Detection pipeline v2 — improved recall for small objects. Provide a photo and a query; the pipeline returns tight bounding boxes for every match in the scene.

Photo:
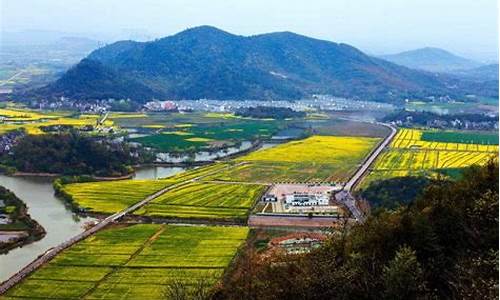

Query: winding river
[0,175,95,282]
[0,165,187,282]
[0,141,279,282]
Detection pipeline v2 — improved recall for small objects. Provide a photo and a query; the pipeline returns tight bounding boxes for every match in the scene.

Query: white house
[284,192,329,206]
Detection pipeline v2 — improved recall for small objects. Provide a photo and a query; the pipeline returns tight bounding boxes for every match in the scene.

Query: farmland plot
[3,224,248,300]
[365,128,498,184]
[61,179,178,213]
[208,136,380,183]
[136,182,266,220]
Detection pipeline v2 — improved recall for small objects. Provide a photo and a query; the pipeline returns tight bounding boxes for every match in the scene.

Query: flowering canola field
[367,128,498,183]
[206,135,380,183]
[0,108,113,135]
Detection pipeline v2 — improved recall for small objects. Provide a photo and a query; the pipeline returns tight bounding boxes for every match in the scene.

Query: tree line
[0,131,153,177]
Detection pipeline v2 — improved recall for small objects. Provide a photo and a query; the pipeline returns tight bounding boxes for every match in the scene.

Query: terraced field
[61,179,178,213]
[135,182,266,220]
[365,128,498,183]
[208,136,380,183]
[2,224,248,300]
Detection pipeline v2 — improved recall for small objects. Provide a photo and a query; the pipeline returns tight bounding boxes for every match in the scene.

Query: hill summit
[33,26,474,103]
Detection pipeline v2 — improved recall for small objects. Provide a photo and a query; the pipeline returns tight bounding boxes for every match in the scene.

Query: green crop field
[61,179,177,213]
[135,182,266,220]
[421,131,499,145]
[125,112,285,152]
[132,133,209,152]
[4,224,248,300]
[207,135,380,183]
[59,163,238,217]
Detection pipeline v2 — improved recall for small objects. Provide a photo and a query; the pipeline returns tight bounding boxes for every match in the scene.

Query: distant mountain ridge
[380,47,482,73]
[26,26,495,103]
[453,63,499,81]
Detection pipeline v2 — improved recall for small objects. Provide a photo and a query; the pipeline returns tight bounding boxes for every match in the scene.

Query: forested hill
[26,26,489,104]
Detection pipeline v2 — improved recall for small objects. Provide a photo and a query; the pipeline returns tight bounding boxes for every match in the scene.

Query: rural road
[0,162,237,294]
[0,123,396,293]
[336,122,397,221]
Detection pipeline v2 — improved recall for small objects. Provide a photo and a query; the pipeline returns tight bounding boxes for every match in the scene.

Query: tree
[382,245,427,300]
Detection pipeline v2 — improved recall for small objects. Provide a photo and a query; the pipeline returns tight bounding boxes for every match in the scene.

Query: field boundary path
[0,163,240,294]
[336,122,397,221]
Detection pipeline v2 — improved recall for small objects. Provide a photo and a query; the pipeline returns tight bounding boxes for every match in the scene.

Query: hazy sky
[1,0,498,61]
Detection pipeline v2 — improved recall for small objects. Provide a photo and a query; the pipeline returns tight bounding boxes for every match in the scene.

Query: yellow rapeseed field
[367,128,498,182]
[201,135,381,182]
[0,108,113,135]
[238,135,379,164]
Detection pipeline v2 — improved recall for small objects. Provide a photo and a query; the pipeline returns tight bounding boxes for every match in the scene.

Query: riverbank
[0,175,96,283]
[4,140,269,181]
[0,186,46,255]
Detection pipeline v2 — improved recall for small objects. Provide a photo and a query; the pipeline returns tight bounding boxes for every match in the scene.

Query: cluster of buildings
[263,191,330,207]
[161,96,394,113]
[143,100,178,112]
[269,232,328,254]
[262,184,340,208]
[284,192,330,206]
[0,131,24,155]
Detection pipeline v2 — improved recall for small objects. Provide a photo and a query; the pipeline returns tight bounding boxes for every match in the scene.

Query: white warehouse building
[285,192,329,206]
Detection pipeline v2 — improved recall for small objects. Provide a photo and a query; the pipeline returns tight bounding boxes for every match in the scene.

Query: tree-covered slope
[31,26,488,103]
[218,160,499,299]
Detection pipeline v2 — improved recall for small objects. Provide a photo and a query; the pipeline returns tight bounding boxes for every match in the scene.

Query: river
[0,165,189,282]
[0,175,95,282]
[0,141,278,282]
[156,141,253,162]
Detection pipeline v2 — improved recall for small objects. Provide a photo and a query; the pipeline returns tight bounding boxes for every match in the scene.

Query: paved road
[336,122,397,221]
[0,125,396,293]
[249,214,342,228]
[0,163,236,294]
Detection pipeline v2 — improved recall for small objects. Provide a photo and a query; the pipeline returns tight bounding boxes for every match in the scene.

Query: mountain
[26,26,488,103]
[453,63,499,81]
[380,47,482,73]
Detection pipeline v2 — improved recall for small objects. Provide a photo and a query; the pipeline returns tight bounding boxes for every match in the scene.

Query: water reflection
[133,166,187,180]
[156,141,253,162]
